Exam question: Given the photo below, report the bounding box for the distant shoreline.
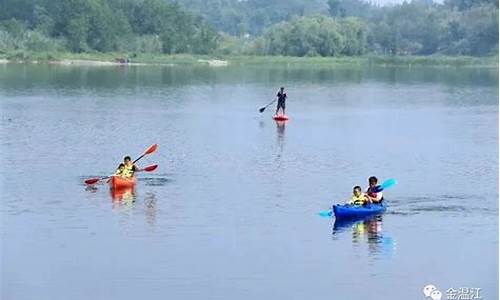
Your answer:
[0,52,497,68]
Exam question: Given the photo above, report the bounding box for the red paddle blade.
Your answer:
[85,178,100,185]
[144,144,158,155]
[144,164,158,172]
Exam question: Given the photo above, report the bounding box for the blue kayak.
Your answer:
[333,203,386,218]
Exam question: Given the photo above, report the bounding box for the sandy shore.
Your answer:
[197,59,229,67]
[54,59,153,66]
[1,58,229,67]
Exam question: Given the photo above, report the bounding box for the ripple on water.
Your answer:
[140,177,172,186]
[386,195,496,216]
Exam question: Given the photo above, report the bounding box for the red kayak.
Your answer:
[273,114,289,121]
[109,176,136,189]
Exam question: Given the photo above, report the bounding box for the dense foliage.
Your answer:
[0,0,219,54]
[248,0,499,56]
[251,16,367,56]
[178,0,328,36]
[366,0,499,55]
[0,0,497,57]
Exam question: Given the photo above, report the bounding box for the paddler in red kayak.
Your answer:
[366,176,384,204]
[115,156,143,178]
[275,86,287,116]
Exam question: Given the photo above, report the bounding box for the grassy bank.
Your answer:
[229,55,498,67]
[0,50,497,68]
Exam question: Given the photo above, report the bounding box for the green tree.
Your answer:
[66,17,88,52]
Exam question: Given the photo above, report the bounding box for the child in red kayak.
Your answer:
[348,186,369,206]
[115,163,126,177]
[366,176,383,204]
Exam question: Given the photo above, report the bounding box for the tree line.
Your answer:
[0,0,219,54]
[0,0,498,57]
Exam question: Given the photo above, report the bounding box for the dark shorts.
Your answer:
[277,100,286,109]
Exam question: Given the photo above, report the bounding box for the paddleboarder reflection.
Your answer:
[276,120,286,155]
[277,119,286,136]
[332,215,395,257]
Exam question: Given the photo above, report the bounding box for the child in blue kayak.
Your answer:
[366,176,383,204]
[348,186,369,205]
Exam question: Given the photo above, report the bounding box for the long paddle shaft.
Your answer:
[259,99,277,113]
[133,144,158,163]
[85,164,158,185]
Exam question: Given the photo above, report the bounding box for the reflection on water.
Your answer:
[110,187,136,207]
[108,187,158,228]
[110,187,136,202]
[1,65,496,95]
[81,176,163,229]
[275,120,286,158]
[85,185,99,193]
[144,192,157,227]
[333,215,396,258]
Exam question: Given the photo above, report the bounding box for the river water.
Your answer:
[1,63,498,300]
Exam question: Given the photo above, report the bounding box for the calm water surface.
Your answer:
[1,63,498,300]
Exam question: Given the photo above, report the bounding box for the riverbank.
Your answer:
[0,51,497,68]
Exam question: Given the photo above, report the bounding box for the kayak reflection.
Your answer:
[110,186,136,203]
[332,215,395,257]
[110,188,158,227]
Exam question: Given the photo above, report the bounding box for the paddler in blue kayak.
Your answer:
[275,87,287,116]
[366,176,384,204]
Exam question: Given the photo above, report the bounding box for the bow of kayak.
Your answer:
[333,203,386,219]
[109,176,136,189]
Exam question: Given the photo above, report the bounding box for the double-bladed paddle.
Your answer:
[84,164,158,185]
[84,144,158,185]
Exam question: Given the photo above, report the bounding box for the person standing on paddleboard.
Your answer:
[275,87,287,116]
